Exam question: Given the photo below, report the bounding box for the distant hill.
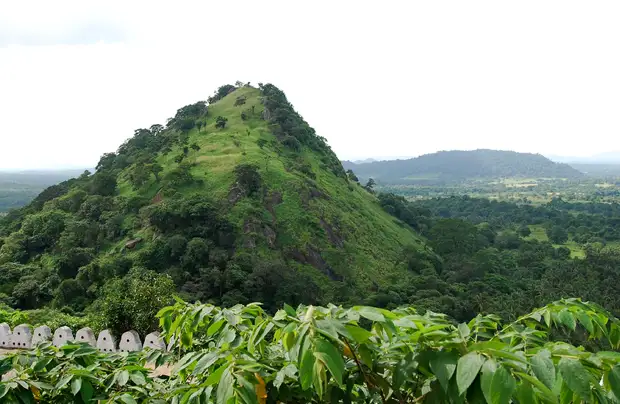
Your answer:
[569,163,620,177]
[0,169,88,212]
[549,151,620,164]
[343,149,584,184]
[0,83,429,313]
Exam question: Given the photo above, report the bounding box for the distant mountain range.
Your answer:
[343,149,583,184]
[547,152,620,164]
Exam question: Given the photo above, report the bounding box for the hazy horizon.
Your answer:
[2,1,620,169]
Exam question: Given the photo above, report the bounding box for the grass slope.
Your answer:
[1,86,427,306]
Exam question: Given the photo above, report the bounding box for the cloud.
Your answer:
[0,1,127,46]
[1,1,620,169]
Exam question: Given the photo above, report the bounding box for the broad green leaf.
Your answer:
[458,323,471,340]
[515,381,537,404]
[558,358,591,400]
[216,366,234,404]
[299,344,316,390]
[355,307,385,322]
[429,350,458,391]
[207,319,225,336]
[33,358,53,372]
[274,364,297,389]
[130,371,146,386]
[0,385,7,399]
[284,303,297,317]
[608,364,620,400]
[55,374,73,390]
[314,339,345,386]
[193,352,219,376]
[344,325,372,343]
[273,310,287,321]
[118,370,130,386]
[313,360,325,398]
[80,380,93,403]
[559,381,573,404]
[71,378,82,396]
[120,394,138,404]
[514,372,557,403]
[480,358,497,404]
[206,365,227,386]
[558,310,576,331]
[531,350,555,390]
[576,312,594,334]
[489,366,516,404]
[456,352,485,394]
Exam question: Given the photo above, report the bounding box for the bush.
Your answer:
[207,84,235,104]
[282,135,301,152]
[215,116,228,129]
[90,268,174,336]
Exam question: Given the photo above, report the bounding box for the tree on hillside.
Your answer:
[148,163,163,181]
[428,218,482,256]
[149,124,164,135]
[518,224,531,237]
[90,171,117,196]
[91,268,174,335]
[128,164,151,190]
[346,169,359,183]
[364,178,376,192]
[549,225,569,244]
[215,116,228,129]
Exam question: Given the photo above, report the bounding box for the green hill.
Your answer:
[0,83,429,314]
[343,149,584,184]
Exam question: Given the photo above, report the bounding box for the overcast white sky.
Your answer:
[1,1,619,169]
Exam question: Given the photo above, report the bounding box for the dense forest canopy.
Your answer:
[343,149,584,185]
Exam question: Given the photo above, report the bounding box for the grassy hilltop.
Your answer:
[0,84,430,319]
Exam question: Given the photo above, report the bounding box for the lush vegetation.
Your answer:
[0,83,428,334]
[3,298,620,402]
[343,150,583,185]
[0,170,86,213]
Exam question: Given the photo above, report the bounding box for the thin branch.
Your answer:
[344,338,387,403]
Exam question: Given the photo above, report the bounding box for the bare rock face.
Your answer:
[320,218,344,248]
[263,225,277,248]
[228,185,246,205]
[265,191,283,223]
[125,238,143,249]
[289,246,342,281]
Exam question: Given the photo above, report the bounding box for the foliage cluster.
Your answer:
[3,298,620,403]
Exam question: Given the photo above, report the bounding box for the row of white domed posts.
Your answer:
[0,323,167,352]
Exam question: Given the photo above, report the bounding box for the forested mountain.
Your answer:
[0,170,87,212]
[343,149,583,184]
[0,83,429,323]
